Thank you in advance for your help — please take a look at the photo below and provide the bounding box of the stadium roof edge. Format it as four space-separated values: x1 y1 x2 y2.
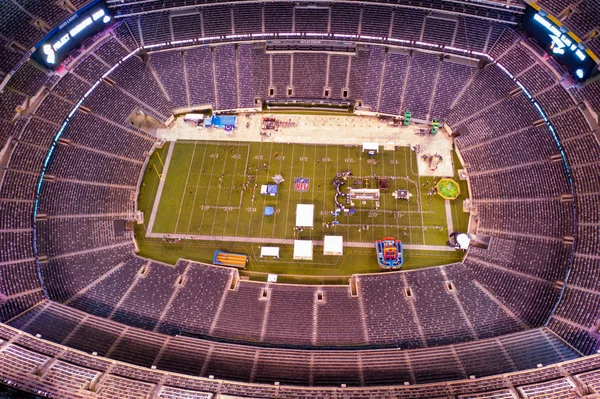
107 0 524 23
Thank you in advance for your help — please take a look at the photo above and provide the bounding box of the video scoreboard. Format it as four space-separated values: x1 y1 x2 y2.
521 4 598 81
32 1 114 70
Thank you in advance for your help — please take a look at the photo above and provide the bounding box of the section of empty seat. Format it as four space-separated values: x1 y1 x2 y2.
238 44 258 107
500 327 579 369
464 257 560 327
315 287 367 346
62 112 155 161
361 5 392 37
139 12 171 46
328 55 350 99
272 54 291 97
157 262 233 336
361 46 385 109
212 282 268 342
108 55 174 118
264 3 293 33
94 37 130 66
444 263 524 338
405 267 475 346
38 181 134 216
11 301 84 344
446 64 517 126
294 7 329 34
250 46 270 100
171 12 201 41
460 125 559 173
45 144 144 187
330 4 360 35
430 60 476 118
233 4 262 35
186 47 216 107
2 299 586 388
378 52 408 115
40 244 135 302
36 216 133 258
358 272 424 348
402 52 440 119
454 17 491 52
213 45 238 109
262 284 315 346
292 53 327 98
72 54 110 83
150 51 188 109
155 335 211 376
422 16 456 46
68 256 147 318
202 5 232 37
108 328 164 368
33 93 73 125
391 8 426 41
111 262 180 331
254 349 311 385
347 48 370 100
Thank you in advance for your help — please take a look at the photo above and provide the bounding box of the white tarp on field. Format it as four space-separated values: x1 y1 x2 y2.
362 142 379 152
296 204 314 228
323 236 343 256
260 246 280 258
293 240 313 260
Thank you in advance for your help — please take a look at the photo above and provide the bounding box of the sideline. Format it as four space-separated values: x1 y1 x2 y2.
145 232 456 252
146 141 176 234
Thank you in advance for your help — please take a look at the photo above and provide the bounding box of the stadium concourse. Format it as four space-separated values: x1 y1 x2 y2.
0 0 600 398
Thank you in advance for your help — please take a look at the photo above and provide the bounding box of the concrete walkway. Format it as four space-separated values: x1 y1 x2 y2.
445 200 454 234
157 113 455 177
145 232 456 252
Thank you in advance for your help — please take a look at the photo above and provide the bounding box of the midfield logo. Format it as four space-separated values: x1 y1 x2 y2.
294 177 310 193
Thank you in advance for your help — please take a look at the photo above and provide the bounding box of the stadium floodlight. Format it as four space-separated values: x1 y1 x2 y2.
42 44 55 64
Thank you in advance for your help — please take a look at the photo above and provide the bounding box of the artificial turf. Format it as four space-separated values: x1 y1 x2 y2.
135 138 470 283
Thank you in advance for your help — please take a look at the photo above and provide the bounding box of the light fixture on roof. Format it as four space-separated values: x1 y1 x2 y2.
42 44 55 64
575 69 584 79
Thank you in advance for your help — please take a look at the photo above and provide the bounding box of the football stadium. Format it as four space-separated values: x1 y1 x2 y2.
0 0 599 398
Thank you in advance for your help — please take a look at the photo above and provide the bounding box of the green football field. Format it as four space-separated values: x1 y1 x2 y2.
135 139 469 282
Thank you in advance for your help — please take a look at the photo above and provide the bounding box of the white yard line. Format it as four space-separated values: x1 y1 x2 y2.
404 151 413 243
258 142 274 237
321 145 329 234
185 143 209 234
174 141 198 234
234 144 251 236
310 145 318 241
147 142 176 235
282 143 297 236
211 143 236 235
198 142 221 233
245 141 264 237
392 149 401 240
381 148 386 239
220 143 245 236
271 143 284 237
415 153 427 245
